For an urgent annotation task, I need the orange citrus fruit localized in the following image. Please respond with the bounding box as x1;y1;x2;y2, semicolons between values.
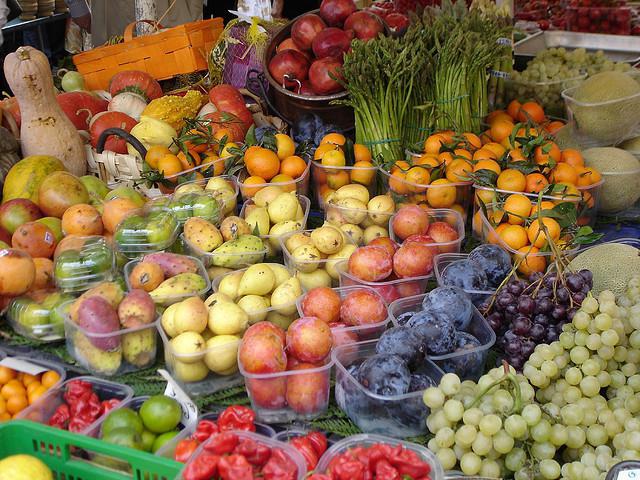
497;169;527;192
270;174;296;191
424;134;447;155
426;178;457;208
327;170;350;190
499;224;529;250
280;155;307;179
145;145;172;169
314;143;339;161
242;176;267;197
415;154;441;168
157;154;183;177
454;148;472;160
6;395;28;415
473;159;501;175
473;148;498;162
516;246;547;276
220;142;240;158
560;149;584;168
0;367;16;384
320;133;346;146
487;110;513;125
1;380;26;400
353;144;372;163
550;163;578;185
575;166;602;187
530;201;556;217
483;142;507;158
405;167;430;192
41;371;61;389
517;102;546;124
534;142;561;166
446;159;472;182
462;133;482;151
245;147;281;180
350;161;376;185
507;100;522;120
490;119;516;143
527;217;561;248
504;194;531;225
525;173;549;194
388;170;409;195
321;149;346;168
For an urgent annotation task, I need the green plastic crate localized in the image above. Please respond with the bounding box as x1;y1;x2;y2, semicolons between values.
0;420;182;480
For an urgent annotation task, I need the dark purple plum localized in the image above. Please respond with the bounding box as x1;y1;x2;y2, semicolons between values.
407;310;457;355
409;373;436;392
421;286;473;330
468;244;512;287
395;311;417;326
438;332;483;379
376;326;423;366
440;259;490;297
357;354;411;396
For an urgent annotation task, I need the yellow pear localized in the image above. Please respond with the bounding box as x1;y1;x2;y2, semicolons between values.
237;295;270;323
335;184;370;204
204;291;232;307
170;332;206;363
208;301;249;335
311;225;344;254
173;297;209;334
267;311;296;330
270;277;302;315
268;263;291;287
245;207;270;236
238;264;275;296
267;192;299;223
161;303;180;338
296;269;332;290
207;266;233;281
367;195;395;225
173;359;209;382
363;225;389;244
254;185;285;207
340;224;364;245
326;244;357;280
204;335;240;374
284;231;312;253
217;271;244;300
269;220;303;250
291;244;321;273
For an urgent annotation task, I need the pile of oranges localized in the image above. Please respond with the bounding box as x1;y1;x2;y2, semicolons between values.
241;133;309;198
0;365;61;421
312;133;377;204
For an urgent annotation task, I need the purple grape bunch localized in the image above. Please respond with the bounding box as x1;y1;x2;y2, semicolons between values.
487;269;593;370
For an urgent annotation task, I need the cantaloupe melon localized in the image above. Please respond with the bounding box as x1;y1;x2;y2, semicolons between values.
582;147;640;213
569;243;640;297
2;155;66;204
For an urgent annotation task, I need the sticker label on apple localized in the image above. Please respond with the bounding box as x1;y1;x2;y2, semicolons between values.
158;369;199;428
0;357;48;376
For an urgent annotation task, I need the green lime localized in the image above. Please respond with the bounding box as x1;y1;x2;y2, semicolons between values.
102;408;144;437
151;430;180;453
102;427;143;451
139;395;181;434
140;429;157;452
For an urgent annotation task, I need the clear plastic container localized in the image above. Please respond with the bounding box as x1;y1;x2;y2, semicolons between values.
239;195;311;253
6;289;75;342
54;236;115;292
239;355;334;424
378;166;473;220
0;355;66;388
63;311;160;377
389;208;465;254
473;181;604;228
434;253;497;306
172;175;239;218
238;161;311;202
17;376;134;435
388;294;496;380
311;161;379;208
280;229;357;288
324;196;395;246
182;233;268;270
156;411;277;461
562;71;640;144
123;255;211;307
505;74;586;118
335;259;432;304
158;325;244;397
566;6;632;35
178;430;307;480
211;264;302;328
315;433;444;480
295;286;391;342
147;191;224;227
114;208;179;259
332;340;444;437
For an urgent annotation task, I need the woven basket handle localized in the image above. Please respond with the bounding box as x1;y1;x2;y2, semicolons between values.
96;128;148;159
123;20;165;42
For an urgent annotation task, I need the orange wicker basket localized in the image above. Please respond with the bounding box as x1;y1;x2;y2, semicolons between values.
73;18;224;90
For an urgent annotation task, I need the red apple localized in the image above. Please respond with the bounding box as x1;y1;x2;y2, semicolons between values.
285;363;330;414
247;378;287;409
268;50;310;89
300;287;341;323
368;237;399;257
312;28;351;59
319;0;357;27
340;289;387;326
244;322;286;345
396;280;424;298
309;57;344;96
277;37;309;58
298;81;317;96
393;243;435;278
328;322;359;347
344;11;385;41
404;234;436;245
427;221;459;253
239;333;287;374
391;205;430;241
286;317;333;363
291;13;327;50
0;226;11;244
385;12;410;36
347;245;393;282
0;199;43;234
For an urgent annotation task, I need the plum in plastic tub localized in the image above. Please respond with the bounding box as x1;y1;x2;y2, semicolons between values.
17;376;134;435
158;326;244;397
378;165;473;220
64;316;159;378
182;233;268;270
505;74;586;118
123;255;211;307
388;294;496;380
311;161;378;208
434;252;497;306
389;207;465;254
473;181;604;228
156;411;277;461
335;259;431;304
332;340;443;437
280;229;357;288
54;236;115;292
172;175;239;218
315;433;444;480
239;194;311;254
239;355;334;424
114;208;179;259
295;285;391;343
238;161;311;202
212;264;302;328
6;289;75;342
178;430;307;480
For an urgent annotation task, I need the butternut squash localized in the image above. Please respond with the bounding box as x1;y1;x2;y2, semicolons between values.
3;47;86;175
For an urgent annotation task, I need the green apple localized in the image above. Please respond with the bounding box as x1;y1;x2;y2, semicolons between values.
105;186;146;207
80;175;110;200
36;217;63;243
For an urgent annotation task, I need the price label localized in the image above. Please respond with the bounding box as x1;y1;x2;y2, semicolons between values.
158;369;198;428
617;470;640;480
0;357;48;376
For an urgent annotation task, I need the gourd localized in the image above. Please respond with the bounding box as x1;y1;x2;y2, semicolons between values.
3;46;86;176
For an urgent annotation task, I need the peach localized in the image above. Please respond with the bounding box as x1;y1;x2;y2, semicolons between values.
247;378;287;409
239;333;287;374
427;221;459;253
396;280;424;298
367;237;399;257
347;246;393;282
244;322;286;345
286;317;332;363
285;363;330;414
393;243;435;278
372;284;401;304
328;322;359;347
300;287;341;323
391;205;429;240
340;290;387;326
